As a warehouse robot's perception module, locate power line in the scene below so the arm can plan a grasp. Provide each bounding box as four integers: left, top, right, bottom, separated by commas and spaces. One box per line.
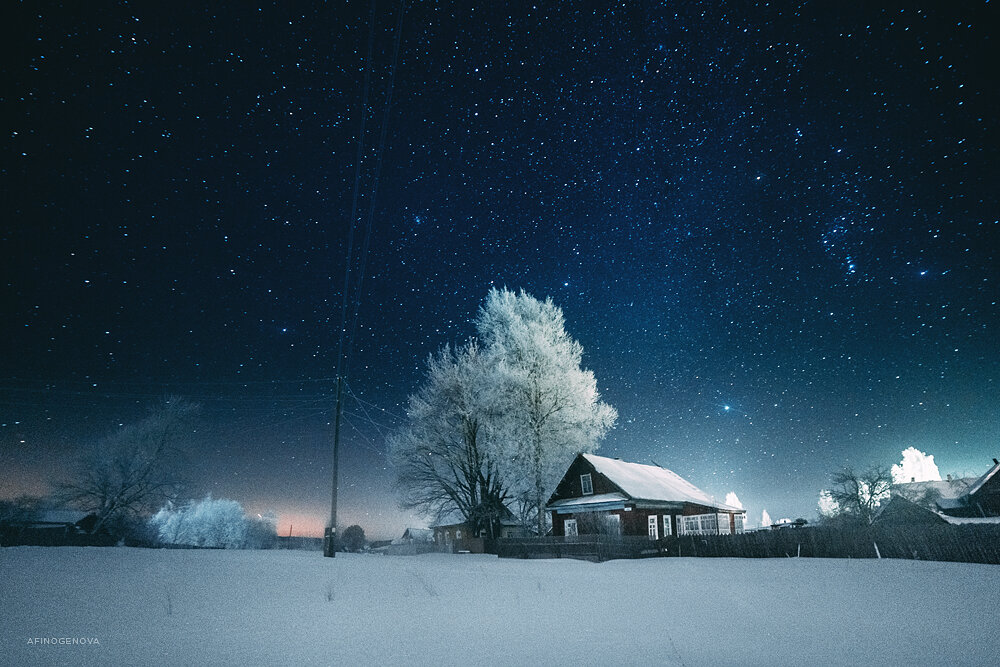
344, 0, 408, 378
327, 0, 408, 556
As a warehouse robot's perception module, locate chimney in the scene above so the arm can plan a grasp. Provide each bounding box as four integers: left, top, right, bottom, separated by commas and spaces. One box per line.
993, 458, 999, 465
947, 474, 952, 482
910, 477, 915, 483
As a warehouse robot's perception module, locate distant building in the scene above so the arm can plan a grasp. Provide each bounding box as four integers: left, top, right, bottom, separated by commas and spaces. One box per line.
546, 453, 746, 539
0, 509, 110, 547
386, 527, 436, 556
431, 508, 529, 553
892, 458, 1000, 519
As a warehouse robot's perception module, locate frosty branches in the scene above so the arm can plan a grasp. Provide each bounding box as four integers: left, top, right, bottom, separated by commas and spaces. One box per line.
891, 447, 942, 484
822, 465, 893, 525
477, 288, 617, 534
391, 288, 617, 536
150, 495, 276, 549
390, 342, 509, 535
57, 396, 197, 534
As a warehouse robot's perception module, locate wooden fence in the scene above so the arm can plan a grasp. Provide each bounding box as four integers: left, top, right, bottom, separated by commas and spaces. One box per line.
493, 524, 1000, 564
492, 535, 669, 561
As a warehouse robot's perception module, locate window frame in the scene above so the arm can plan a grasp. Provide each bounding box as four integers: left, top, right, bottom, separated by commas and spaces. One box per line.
580, 473, 594, 495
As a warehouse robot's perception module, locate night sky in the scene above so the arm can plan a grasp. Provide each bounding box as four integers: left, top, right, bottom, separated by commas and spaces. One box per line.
3, 2, 998, 538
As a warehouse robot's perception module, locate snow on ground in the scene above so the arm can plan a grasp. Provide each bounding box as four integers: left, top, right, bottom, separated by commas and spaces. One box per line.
1, 547, 996, 666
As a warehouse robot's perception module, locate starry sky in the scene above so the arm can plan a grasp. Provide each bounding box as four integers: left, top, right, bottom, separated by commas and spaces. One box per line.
3, 2, 998, 539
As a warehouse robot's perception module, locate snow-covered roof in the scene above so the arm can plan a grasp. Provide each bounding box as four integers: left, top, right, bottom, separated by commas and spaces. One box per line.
547, 493, 628, 513
33, 510, 89, 525
581, 454, 743, 512
939, 514, 1000, 526
936, 497, 966, 510
395, 527, 433, 544
892, 478, 974, 502
966, 459, 1000, 498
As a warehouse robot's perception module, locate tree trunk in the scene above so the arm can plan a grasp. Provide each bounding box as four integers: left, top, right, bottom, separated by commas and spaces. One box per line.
534, 426, 545, 536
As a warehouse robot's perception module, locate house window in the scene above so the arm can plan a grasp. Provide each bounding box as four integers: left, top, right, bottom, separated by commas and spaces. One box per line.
663, 515, 672, 537
456, 529, 462, 540
680, 513, 734, 535
564, 519, 578, 537
734, 513, 745, 534
604, 514, 622, 536
648, 515, 659, 540
581, 473, 593, 495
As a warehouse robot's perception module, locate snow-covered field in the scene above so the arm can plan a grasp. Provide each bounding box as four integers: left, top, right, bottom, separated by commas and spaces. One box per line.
2, 547, 995, 666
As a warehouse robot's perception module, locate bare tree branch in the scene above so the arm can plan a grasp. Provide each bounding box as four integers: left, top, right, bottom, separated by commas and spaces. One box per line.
55, 397, 198, 535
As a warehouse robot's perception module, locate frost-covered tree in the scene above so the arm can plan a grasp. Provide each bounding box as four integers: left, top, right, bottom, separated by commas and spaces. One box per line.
57, 397, 196, 535
725, 492, 744, 510
391, 289, 617, 536
817, 489, 839, 519
476, 288, 617, 535
891, 447, 942, 484
150, 495, 254, 549
390, 342, 509, 536
760, 509, 772, 529
821, 465, 892, 525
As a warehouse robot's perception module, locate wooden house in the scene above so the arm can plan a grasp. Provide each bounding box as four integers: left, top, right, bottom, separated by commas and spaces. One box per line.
892, 458, 1000, 519
937, 458, 1000, 517
431, 508, 530, 553
546, 453, 746, 538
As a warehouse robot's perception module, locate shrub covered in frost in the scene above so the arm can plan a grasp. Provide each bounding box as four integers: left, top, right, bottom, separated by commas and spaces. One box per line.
150, 496, 273, 549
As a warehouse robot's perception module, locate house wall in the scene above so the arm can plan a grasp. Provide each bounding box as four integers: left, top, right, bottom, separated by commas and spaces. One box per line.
548, 455, 621, 503
552, 508, 676, 538
553, 506, 743, 537
433, 524, 468, 546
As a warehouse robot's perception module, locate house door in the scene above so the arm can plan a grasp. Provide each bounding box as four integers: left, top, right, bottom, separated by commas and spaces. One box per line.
604, 514, 622, 536
648, 515, 659, 540
564, 519, 578, 537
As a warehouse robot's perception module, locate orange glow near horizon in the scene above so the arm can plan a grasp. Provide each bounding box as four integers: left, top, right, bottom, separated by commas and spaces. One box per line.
273, 511, 326, 539
0, 465, 59, 500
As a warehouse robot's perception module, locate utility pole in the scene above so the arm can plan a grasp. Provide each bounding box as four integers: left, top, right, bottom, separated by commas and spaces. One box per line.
324, 376, 345, 557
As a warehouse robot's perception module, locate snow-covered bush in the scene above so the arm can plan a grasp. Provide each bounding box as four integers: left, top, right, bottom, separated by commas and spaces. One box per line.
150, 496, 266, 549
